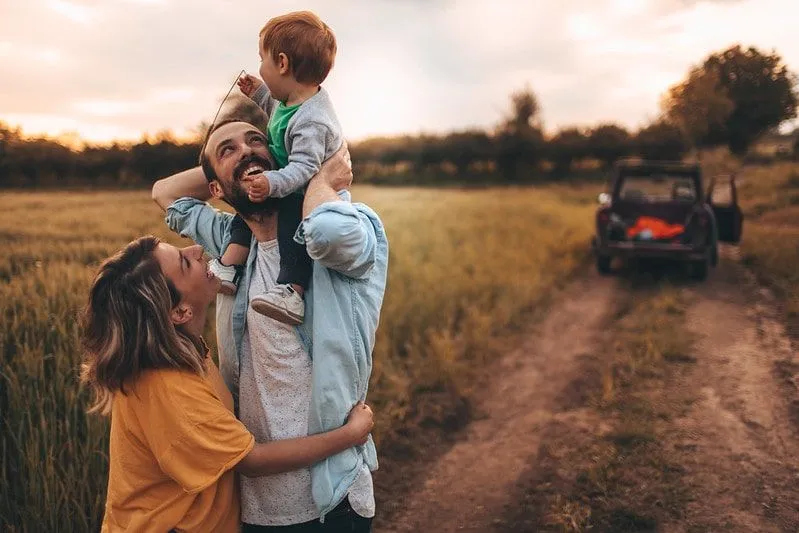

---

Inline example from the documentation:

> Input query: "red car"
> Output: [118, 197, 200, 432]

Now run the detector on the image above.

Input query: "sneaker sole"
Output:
[250, 299, 304, 326]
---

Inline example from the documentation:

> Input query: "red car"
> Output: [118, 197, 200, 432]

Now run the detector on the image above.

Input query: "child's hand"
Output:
[345, 402, 374, 445]
[238, 73, 265, 97]
[247, 174, 270, 203]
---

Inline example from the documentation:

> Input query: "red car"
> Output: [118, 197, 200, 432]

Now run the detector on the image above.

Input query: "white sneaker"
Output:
[209, 258, 239, 296]
[250, 284, 305, 325]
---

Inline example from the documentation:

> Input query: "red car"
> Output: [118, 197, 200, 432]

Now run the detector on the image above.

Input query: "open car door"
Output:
[707, 175, 743, 243]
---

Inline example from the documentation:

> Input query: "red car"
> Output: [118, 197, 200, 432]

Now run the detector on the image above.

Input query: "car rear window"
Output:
[619, 174, 697, 202]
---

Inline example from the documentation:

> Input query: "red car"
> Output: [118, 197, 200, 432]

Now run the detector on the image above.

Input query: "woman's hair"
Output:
[80, 236, 206, 415]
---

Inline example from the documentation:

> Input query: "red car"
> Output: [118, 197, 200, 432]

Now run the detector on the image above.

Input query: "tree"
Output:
[663, 45, 798, 155]
[496, 86, 545, 181]
[441, 130, 492, 175]
[635, 121, 689, 161]
[586, 124, 632, 168]
[547, 127, 588, 176]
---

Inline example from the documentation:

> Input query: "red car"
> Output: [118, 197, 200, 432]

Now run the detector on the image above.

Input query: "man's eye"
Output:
[220, 146, 233, 156]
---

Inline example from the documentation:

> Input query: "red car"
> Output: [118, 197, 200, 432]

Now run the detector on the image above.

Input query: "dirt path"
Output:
[376, 248, 799, 532]
[377, 276, 617, 533]
[660, 250, 799, 532]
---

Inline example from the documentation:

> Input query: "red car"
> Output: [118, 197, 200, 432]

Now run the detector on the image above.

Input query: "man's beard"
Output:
[222, 155, 280, 218]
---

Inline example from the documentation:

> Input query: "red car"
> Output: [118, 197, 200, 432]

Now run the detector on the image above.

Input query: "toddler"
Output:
[209, 10, 342, 326]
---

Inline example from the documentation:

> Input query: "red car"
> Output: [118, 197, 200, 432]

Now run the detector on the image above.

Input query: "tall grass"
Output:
[0, 185, 596, 531]
[732, 161, 799, 331]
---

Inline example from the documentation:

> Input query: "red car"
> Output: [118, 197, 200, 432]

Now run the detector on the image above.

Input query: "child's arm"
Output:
[264, 121, 334, 199]
[238, 73, 275, 115]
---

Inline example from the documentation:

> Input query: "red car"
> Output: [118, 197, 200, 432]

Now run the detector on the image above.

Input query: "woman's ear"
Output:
[170, 303, 193, 326]
[209, 180, 224, 200]
[277, 52, 290, 75]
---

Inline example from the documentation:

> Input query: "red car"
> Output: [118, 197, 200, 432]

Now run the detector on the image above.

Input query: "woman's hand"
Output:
[345, 402, 374, 445]
[238, 73, 265, 97]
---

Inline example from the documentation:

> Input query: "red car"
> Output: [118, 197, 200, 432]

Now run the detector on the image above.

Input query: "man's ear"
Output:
[170, 303, 193, 326]
[209, 180, 224, 200]
[277, 52, 290, 75]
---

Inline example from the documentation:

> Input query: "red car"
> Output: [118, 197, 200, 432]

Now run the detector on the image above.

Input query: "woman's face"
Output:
[153, 243, 219, 316]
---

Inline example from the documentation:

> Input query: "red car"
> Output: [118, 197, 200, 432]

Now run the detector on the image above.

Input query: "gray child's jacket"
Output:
[250, 85, 343, 198]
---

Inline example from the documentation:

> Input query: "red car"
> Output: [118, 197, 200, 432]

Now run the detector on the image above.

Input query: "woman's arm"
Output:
[152, 166, 210, 212]
[235, 402, 373, 477]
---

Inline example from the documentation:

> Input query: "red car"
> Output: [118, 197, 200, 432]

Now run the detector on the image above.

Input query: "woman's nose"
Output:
[189, 245, 204, 260]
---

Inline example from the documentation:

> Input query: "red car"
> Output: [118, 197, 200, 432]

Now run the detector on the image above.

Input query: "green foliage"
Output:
[635, 121, 689, 161]
[664, 45, 798, 155]
[547, 127, 588, 176]
[586, 124, 633, 169]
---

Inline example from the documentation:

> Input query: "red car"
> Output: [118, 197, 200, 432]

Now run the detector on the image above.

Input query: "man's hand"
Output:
[314, 143, 353, 192]
[247, 174, 270, 202]
[238, 73, 265, 98]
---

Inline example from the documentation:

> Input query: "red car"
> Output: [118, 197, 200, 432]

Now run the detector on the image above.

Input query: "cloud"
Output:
[0, 0, 797, 142]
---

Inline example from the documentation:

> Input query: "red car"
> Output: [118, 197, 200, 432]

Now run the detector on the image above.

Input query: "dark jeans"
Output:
[228, 193, 312, 290]
[241, 498, 371, 533]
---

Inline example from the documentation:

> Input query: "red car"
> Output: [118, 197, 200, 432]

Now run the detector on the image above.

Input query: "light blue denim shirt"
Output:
[164, 192, 388, 520]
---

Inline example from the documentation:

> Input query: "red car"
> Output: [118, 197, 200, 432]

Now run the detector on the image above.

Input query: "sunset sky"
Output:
[1, 0, 797, 143]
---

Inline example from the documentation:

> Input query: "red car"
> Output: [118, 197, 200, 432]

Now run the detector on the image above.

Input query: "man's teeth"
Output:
[244, 164, 263, 176]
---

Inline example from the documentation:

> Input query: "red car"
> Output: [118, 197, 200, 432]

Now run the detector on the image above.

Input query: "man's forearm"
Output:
[151, 166, 210, 212]
[303, 176, 341, 218]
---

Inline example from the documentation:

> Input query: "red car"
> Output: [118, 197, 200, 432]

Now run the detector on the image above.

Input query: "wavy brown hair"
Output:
[80, 236, 206, 415]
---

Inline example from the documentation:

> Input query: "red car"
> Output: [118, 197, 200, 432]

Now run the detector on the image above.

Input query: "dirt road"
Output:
[375, 252, 799, 532]
[377, 276, 618, 533]
[660, 253, 799, 532]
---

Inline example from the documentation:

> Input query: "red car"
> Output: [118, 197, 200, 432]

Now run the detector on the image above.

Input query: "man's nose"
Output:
[238, 141, 253, 159]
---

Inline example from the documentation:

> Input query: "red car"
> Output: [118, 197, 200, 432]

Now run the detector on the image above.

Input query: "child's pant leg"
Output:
[276, 193, 312, 289]
[229, 214, 252, 249]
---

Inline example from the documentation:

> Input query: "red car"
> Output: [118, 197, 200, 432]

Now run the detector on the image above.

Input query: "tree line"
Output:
[1, 44, 797, 189]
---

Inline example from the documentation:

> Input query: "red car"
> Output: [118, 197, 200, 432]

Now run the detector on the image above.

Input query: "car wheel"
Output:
[596, 254, 612, 275]
[690, 257, 709, 281]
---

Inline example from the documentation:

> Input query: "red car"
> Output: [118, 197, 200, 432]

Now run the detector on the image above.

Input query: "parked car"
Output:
[591, 160, 743, 280]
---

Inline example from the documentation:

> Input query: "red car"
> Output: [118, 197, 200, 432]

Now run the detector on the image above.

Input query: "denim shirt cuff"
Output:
[293, 190, 353, 245]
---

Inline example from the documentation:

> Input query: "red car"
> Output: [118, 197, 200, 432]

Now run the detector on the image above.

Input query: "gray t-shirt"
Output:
[238, 240, 374, 526]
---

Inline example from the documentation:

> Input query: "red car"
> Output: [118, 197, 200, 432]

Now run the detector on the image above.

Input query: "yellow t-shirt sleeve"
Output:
[136, 370, 255, 494]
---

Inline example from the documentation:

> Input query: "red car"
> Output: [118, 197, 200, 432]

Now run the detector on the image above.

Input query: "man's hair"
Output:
[79, 236, 206, 415]
[260, 11, 337, 86]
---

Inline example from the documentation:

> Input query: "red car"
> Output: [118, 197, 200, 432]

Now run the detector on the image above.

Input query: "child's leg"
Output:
[221, 243, 250, 267]
[210, 214, 251, 295]
[275, 193, 312, 293]
[250, 193, 310, 325]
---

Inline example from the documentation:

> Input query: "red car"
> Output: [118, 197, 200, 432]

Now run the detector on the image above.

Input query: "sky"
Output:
[1, 0, 797, 143]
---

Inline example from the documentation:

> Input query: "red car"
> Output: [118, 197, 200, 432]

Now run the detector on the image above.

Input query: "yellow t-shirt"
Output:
[101, 358, 255, 533]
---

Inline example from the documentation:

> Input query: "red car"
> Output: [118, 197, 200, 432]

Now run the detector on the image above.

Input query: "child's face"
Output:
[259, 47, 290, 102]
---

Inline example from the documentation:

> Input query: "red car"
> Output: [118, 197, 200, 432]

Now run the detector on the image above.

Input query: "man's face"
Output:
[205, 121, 278, 217]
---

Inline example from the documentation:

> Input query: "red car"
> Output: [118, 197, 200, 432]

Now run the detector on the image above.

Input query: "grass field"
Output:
[0, 185, 597, 531]
[731, 160, 799, 335]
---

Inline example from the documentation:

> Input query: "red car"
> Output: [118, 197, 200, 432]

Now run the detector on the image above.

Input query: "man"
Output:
[151, 117, 388, 532]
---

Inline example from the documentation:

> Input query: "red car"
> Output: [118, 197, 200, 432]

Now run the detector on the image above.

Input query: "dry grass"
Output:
[0, 184, 597, 531]
[731, 160, 799, 331]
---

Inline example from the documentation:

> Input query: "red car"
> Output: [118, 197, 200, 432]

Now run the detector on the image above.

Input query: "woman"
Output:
[80, 236, 374, 532]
